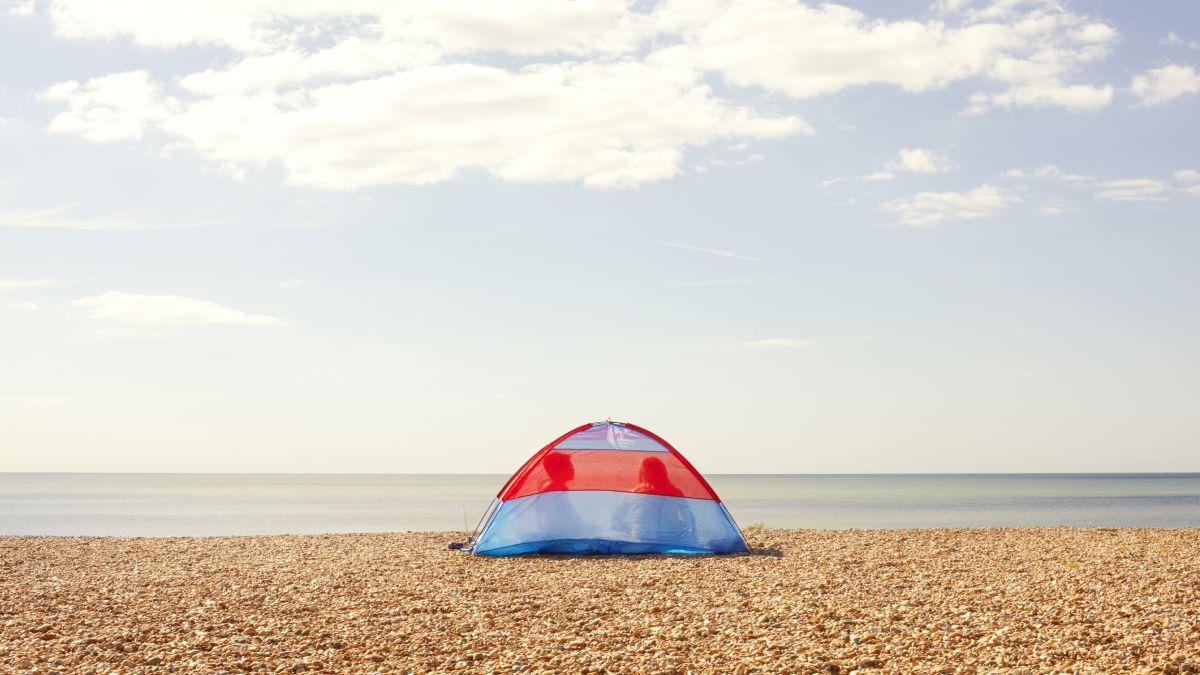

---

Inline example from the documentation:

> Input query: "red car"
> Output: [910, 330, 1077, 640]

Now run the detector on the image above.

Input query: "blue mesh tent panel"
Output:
[473, 490, 749, 556]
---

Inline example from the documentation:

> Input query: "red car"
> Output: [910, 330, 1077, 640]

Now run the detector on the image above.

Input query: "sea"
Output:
[1, 473, 1198, 536]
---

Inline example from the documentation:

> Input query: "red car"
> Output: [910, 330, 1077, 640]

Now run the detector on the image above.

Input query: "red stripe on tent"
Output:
[500, 448, 718, 501]
[494, 423, 591, 500]
[624, 422, 723, 504]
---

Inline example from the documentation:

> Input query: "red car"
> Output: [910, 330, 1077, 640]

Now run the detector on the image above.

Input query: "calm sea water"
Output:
[1, 473, 1197, 536]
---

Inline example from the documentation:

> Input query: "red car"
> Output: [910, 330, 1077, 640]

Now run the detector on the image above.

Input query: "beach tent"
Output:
[469, 421, 749, 555]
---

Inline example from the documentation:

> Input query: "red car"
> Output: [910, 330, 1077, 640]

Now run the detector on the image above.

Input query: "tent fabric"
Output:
[471, 421, 749, 556]
[552, 423, 668, 452]
[500, 449, 716, 500]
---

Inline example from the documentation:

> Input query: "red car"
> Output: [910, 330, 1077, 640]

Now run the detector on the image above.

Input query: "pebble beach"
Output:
[2, 528, 1198, 674]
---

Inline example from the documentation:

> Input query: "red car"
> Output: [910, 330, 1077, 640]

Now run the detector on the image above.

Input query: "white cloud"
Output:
[1130, 64, 1200, 106]
[0, 278, 66, 291]
[0, 203, 200, 230]
[1035, 202, 1071, 216]
[966, 82, 1113, 114]
[706, 153, 766, 168]
[1093, 179, 1169, 203]
[862, 171, 895, 182]
[744, 338, 813, 349]
[861, 147, 955, 181]
[659, 0, 1114, 114]
[35, 0, 1121, 190]
[930, 0, 974, 14]
[820, 176, 848, 189]
[44, 0, 654, 55]
[6, 0, 34, 17]
[5, 300, 39, 311]
[1159, 32, 1199, 50]
[880, 184, 1019, 227]
[1001, 164, 1092, 182]
[892, 148, 956, 174]
[166, 61, 803, 189]
[72, 292, 284, 329]
[40, 70, 174, 142]
[1174, 170, 1200, 197]
[660, 241, 763, 262]
[277, 279, 304, 289]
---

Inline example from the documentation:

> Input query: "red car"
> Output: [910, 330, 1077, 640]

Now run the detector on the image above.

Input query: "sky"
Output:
[1, 0, 1198, 474]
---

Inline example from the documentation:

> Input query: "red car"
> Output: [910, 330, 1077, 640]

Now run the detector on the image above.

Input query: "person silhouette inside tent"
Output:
[540, 451, 575, 492]
[530, 451, 585, 536]
[612, 456, 695, 544]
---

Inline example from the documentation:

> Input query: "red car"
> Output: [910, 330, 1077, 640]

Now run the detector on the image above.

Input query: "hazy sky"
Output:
[1, 0, 1198, 473]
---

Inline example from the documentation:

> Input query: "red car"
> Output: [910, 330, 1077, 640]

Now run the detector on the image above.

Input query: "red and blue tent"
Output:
[469, 421, 749, 555]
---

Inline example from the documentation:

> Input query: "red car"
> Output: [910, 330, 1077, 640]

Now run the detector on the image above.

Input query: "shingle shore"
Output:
[1, 528, 1198, 674]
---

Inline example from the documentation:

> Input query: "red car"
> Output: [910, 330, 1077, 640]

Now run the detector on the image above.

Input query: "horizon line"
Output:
[2, 471, 1198, 477]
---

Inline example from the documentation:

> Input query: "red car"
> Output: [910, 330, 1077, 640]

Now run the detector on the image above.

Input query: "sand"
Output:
[1, 528, 1198, 674]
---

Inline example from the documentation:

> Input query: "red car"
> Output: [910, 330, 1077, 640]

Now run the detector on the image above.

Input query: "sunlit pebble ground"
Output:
[1, 529, 1199, 674]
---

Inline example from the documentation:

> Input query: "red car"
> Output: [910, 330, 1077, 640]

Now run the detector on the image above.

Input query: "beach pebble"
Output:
[1, 529, 1198, 672]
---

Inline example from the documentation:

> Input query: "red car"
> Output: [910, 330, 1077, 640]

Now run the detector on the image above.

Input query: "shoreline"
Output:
[4, 523, 1199, 539]
[3, 528, 1198, 673]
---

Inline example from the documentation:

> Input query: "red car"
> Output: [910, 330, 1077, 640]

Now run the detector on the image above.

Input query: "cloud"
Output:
[1130, 64, 1200, 106]
[1001, 164, 1092, 182]
[5, 300, 39, 311]
[40, 70, 174, 142]
[744, 338, 813, 349]
[966, 82, 1113, 114]
[1159, 32, 1199, 50]
[42, 0, 655, 55]
[169, 61, 802, 189]
[35, 0, 1120, 190]
[819, 176, 848, 189]
[1035, 202, 1071, 216]
[72, 292, 284, 329]
[860, 148, 955, 181]
[660, 241, 763, 262]
[6, 0, 34, 17]
[891, 148, 956, 174]
[1093, 179, 1169, 203]
[1176, 170, 1200, 197]
[276, 279, 303, 289]
[706, 153, 766, 168]
[659, 0, 1115, 113]
[0, 203, 200, 230]
[1173, 169, 1200, 184]
[0, 278, 66, 291]
[880, 184, 1019, 227]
